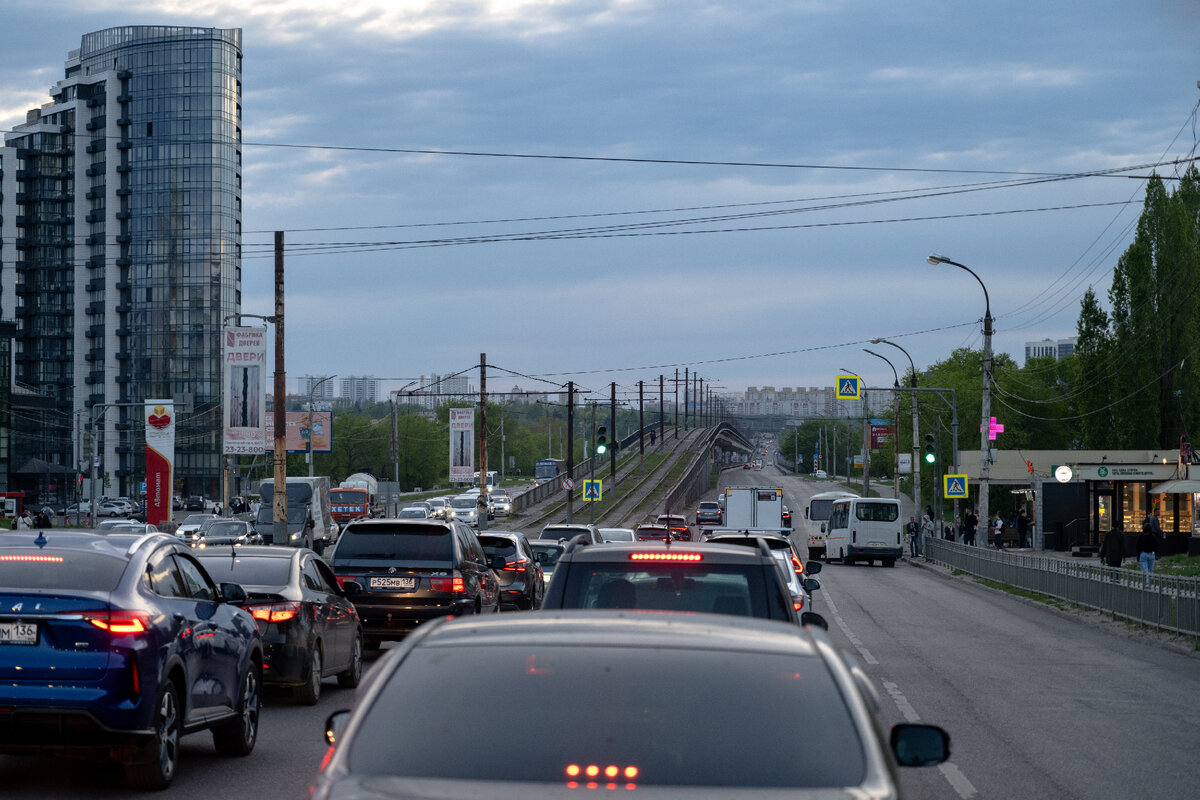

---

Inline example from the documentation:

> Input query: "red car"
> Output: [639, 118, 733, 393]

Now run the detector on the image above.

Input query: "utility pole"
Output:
[589, 401, 596, 525]
[659, 375, 665, 445]
[272, 231, 287, 548]
[684, 368, 689, 429]
[862, 388, 870, 496]
[566, 381, 574, 523]
[478, 353, 488, 532]
[638, 380, 645, 464]
[674, 369, 679, 439]
[609, 382, 617, 478]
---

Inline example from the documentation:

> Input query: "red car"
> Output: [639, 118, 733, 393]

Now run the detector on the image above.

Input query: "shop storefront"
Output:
[1075, 463, 1192, 555]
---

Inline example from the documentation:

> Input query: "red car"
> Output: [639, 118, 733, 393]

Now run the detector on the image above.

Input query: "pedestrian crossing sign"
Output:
[583, 479, 603, 502]
[836, 375, 861, 399]
[944, 474, 968, 499]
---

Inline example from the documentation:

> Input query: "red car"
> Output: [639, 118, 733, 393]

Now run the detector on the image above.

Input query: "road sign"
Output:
[562, 477, 575, 491]
[944, 474, 968, 499]
[582, 479, 602, 502]
[835, 375, 860, 399]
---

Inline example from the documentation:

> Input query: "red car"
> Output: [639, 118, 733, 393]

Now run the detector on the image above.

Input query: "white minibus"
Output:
[825, 497, 903, 567]
[803, 491, 858, 560]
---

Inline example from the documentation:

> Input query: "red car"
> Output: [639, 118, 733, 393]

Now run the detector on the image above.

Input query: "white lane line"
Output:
[826, 592, 978, 799]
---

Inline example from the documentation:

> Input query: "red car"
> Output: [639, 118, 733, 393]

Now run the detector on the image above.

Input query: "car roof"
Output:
[561, 539, 772, 563]
[346, 518, 453, 531]
[422, 610, 818, 656]
[0, 530, 173, 558]
[193, 544, 296, 560]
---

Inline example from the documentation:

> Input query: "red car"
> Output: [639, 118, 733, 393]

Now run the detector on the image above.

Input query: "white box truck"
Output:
[253, 476, 337, 552]
[722, 487, 785, 530]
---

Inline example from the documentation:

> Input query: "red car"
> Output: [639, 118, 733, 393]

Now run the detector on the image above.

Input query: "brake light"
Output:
[628, 552, 702, 562]
[791, 555, 804, 575]
[85, 610, 151, 634]
[244, 602, 301, 623]
[0, 554, 65, 563]
[335, 576, 348, 589]
[793, 598, 805, 611]
[429, 573, 466, 593]
[502, 559, 529, 572]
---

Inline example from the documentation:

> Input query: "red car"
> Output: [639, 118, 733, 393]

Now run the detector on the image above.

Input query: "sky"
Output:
[3, 0, 1199, 406]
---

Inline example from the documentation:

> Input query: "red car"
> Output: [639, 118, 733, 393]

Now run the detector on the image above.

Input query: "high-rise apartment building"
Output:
[1, 26, 243, 503]
[299, 375, 337, 403]
[340, 376, 379, 404]
[1024, 337, 1077, 363]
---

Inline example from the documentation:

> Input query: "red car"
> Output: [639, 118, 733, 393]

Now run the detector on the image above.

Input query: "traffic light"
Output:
[595, 426, 608, 455]
[924, 433, 936, 464]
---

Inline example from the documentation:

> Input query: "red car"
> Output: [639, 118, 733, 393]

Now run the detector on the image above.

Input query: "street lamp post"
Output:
[871, 338, 919, 520]
[928, 253, 992, 544]
[306, 375, 336, 478]
[864, 349, 900, 503]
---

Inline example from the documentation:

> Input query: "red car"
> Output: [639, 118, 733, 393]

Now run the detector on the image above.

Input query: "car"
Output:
[478, 531, 544, 610]
[537, 522, 600, 544]
[175, 513, 220, 545]
[425, 497, 450, 519]
[542, 537, 800, 623]
[185, 495, 207, 511]
[60, 501, 92, 516]
[95, 519, 160, 534]
[654, 514, 692, 541]
[446, 494, 481, 526]
[597, 527, 635, 543]
[310, 612, 949, 799]
[194, 545, 363, 705]
[742, 462, 753, 469]
[529, 540, 565, 589]
[634, 524, 672, 542]
[93, 501, 128, 518]
[0, 530, 263, 789]
[327, 518, 500, 648]
[194, 518, 262, 548]
[783, 505, 793, 528]
[695, 500, 723, 526]
[704, 531, 823, 615]
[489, 490, 513, 516]
[396, 506, 433, 519]
[815, 469, 828, 479]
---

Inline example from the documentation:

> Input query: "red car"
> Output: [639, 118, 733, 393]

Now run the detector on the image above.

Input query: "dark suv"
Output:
[478, 532, 544, 610]
[0, 531, 263, 789]
[542, 538, 803, 624]
[329, 519, 499, 648]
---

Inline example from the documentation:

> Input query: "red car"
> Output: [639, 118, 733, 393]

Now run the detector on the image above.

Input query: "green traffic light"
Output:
[596, 442, 607, 454]
[924, 451, 936, 464]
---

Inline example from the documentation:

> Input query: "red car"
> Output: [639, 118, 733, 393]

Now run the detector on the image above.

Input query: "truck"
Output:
[340, 472, 378, 503]
[722, 487, 785, 530]
[330, 473, 378, 524]
[253, 477, 337, 552]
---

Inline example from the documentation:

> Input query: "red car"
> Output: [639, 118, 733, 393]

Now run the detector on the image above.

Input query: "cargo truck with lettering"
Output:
[331, 473, 378, 524]
[253, 476, 337, 552]
[722, 487, 785, 531]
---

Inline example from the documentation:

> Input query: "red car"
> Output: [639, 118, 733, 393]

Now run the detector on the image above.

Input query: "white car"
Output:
[597, 527, 635, 543]
[396, 506, 433, 519]
[175, 514, 220, 544]
[448, 494, 480, 526]
[814, 470, 828, 479]
[489, 491, 512, 516]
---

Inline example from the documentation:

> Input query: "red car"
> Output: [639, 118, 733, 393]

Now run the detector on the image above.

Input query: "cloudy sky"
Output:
[3, 0, 1199, 405]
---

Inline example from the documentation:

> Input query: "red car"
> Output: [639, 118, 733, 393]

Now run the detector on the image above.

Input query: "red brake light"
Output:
[502, 559, 529, 572]
[429, 574, 466, 593]
[628, 552, 702, 562]
[85, 610, 151, 634]
[792, 555, 804, 575]
[0, 554, 65, 563]
[244, 602, 301, 623]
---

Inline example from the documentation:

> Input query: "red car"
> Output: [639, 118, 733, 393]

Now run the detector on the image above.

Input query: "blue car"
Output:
[0, 531, 264, 789]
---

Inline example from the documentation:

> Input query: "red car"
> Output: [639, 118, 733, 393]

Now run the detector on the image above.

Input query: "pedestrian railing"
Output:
[925, 538, 1200, 638]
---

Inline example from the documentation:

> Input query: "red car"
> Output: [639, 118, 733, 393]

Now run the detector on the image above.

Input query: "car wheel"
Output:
[337, 632, 363, 689]
[294, 646, 323, 706]
[212, 664, 260, 756]
[124, 681, 181, 790]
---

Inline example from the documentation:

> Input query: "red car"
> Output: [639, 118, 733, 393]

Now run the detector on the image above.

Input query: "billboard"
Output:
[870, 423, 893, 450]
[263, 411, 333, 453]
[144, 400, 174, 527]
[223, 326, 267, 455]
[449, 408, 474, 483]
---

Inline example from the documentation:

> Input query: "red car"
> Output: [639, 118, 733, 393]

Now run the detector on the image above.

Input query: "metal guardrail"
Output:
[925, 537, 1200, 637]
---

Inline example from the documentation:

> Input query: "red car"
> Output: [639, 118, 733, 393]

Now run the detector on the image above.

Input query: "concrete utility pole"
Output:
[659, 375, 665, 444]
[478, 353, 488, 532]
[566, 381, 574, 523]
[307, 375, 335, 478]
[272, 231, 287, 548]
[609, 382, 617, 478]
[638, 380, 645, 464]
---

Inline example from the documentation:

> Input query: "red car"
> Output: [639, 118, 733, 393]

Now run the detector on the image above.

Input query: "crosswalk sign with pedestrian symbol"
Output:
[943, 474, 968, 499]
[835, 375, 861, 399]
[583, 479, 603, 502]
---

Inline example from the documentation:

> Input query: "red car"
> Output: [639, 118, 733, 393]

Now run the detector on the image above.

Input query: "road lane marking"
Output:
[822, 593, 878, 665]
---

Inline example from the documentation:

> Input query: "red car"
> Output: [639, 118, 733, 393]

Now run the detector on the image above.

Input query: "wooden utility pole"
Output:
[478, 353, 488, 531]
[566, 381, 574, 522]
[272, 231, 287, 547]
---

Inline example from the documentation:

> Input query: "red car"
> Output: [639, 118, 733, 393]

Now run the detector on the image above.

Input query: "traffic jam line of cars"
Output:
[3, 500, 950, 794]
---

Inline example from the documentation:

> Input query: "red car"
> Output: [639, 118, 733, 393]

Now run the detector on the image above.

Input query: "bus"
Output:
[825, 497, 903, 567]
[473, 471, 499, 490]
[803, 490, 858, 561]
[534, 459, 566, 484]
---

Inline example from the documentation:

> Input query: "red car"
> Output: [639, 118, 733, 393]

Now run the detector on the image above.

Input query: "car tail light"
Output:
[429, 572, 466, 593]
[244, 602, 301, 623]
[502, 559, 529, 572]
[0, 554, 65, 563]
[791, 555, 804, 575]
[628, 552, 702, 562]
[84, 610, 151, 634]
[335, 576, 348, 589]
[793, 598, 805, 611]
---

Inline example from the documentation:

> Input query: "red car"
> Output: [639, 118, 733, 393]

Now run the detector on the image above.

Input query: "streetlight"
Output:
[306, 375, 336, 478]
[840, 367, 868, 496]
[928, 253, 992, 543]
[871, 337, 920, 521]
[864, 348, 900, 503]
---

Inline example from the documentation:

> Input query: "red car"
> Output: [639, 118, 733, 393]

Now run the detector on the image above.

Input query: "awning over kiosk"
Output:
[1149, 479, 1200, 494]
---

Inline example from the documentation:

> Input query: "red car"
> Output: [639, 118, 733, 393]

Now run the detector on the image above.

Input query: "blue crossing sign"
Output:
[836, 375, 861, 399]
[943, 474, 968, 499]
[582, 479, 603, 502]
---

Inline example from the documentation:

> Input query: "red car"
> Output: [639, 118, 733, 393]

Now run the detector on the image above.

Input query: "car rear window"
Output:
[540, 527, 584, 540]
[196, 555, 292, 586]
[478, 536, 518, 558]
[558, 562, 772, 618]
[530, 543, 564, 567]
[333, 523, 453, 561]
[348, 644, 865, 787]
[0, 550, 127, 591]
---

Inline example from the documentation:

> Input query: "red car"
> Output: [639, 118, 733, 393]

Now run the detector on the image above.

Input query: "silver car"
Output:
[447, 494, 480, 527]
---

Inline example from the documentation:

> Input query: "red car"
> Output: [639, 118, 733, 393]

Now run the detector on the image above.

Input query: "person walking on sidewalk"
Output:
[1099, 523, 1125, 580]
[963, 508, 978, 546]
[992, 513, 1005, 549]
[1137, 515, 1162, 586]
[906, 516, 921, 558]
[920, 511, 935, 555]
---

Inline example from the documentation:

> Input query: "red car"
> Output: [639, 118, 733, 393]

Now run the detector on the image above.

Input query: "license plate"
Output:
[867, 542, 884, 547]
[0, 620, 38, 645]
[369, 576, 416, 589]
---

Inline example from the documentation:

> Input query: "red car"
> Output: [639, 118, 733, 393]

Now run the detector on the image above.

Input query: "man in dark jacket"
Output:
[1137, 516, 1161, 586]
[1099, 525, 1125, 579]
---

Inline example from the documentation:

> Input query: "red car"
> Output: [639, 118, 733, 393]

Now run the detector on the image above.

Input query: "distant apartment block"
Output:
[729, 386, 889, 418]
[299, 375, 336, 402]
[1025, 337, 1077, 362]
[340, 376, 379, 404]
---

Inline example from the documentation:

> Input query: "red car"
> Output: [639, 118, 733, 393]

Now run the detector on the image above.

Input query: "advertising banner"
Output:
[263, 412, 333, 453]
[223, 326, 267, 455]
[870, 423, 893, 449]
[449, 408, 475, 483]
[144, 399, 174, 527]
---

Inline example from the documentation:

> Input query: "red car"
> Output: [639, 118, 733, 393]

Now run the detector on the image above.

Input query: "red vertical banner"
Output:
[144, 400, 175, 527]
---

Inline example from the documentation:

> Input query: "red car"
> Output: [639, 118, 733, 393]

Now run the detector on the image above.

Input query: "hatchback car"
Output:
[311, 613, 949, 799]
[175, 513, 220, 545]
[597, 527, 635, 543]
[478, 532, 544, 610]
[695, 500, 723, 526]
[194, 546, 363, 705]
[538, 523, 600, 543]
[634, 524, 672, 542]
[655, 514, 693, 541]
[0, 531, 263, 789]
[328, 519, 500, 648]
[529, 540, 565, 590]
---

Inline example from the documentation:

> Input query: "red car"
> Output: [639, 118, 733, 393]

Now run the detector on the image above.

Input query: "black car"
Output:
[328, 519, 500, 648]
[478, 531, 544, 611]
[633, 523, 672, 542]
[0, 531, 263, 789]
[185, 495, 206, 511]
[195, 546, 363, 705]
[193, 518, 262, 548]
[542, 537, 801, 624]
[311, 613, 949, 799]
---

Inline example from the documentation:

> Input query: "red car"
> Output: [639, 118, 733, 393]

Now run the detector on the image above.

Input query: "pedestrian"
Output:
[1137, 514, 1161, 587]
[1016, 508, 1030, 549]
[906, 515, 921, 558]
[963, 508, 978, 546]
[16, 511, 32, 530]
[992, 513, 1005, 549]
[34, 511, 52, 528]
[921, 511, 935, 555]
[1099, 523, 1125, 580]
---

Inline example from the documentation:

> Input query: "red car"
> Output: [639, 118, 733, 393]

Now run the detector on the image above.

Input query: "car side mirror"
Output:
[890, 723, 951, 767]
[802, 578, 821, 593]
[803, 561, 821, 575]
[800, 611, 828, 630]
[820, 523, 826, 533]
[220, 582, 247, 603]
[340, 580, 362, 597]
[325, 709, 351, 745]
[534, 551, 547, 563]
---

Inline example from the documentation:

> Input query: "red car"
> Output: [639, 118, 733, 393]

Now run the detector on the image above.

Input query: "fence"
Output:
[925, 537, 1200, 638]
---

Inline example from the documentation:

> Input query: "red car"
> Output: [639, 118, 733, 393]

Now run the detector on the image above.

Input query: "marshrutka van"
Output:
[803, 491, 858, 560]
[825, 497, 903, 567]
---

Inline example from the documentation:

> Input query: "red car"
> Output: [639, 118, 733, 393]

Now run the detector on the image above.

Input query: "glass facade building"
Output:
[1, 26, 242, 503]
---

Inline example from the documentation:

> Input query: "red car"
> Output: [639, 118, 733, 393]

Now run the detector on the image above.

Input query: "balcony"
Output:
[85, 234, 103, 246]
[116, 164, 131, 173]
[87, 96, 104, 108]
[86, 301, 105, 316]
[116, 234, 131, 244]
[115, 257, 132, 267]
[86, 279, 105, 292]
[116, 187, 130, 196]
[86, 141, 105, 154]
[116, 141, 131, 150]
[117, 70, 131, 80]
[85, 212, 103, 224]
[116, 117, 130, 127]
[116, 210, 131, 221]
[86, 165, 105, 177]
